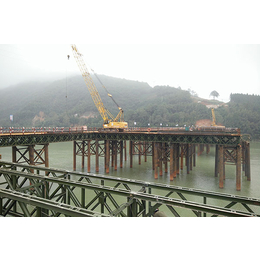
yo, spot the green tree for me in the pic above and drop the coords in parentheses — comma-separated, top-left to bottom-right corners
(210, 90, 220, 99)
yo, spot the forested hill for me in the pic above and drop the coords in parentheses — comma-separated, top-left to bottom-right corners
(0, 74, 210, 128)
(217, 93, 260, 139)
(0, 75, 151, 127)
(0, 74, 259, 139)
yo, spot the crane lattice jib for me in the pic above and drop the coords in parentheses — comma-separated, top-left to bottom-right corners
(71, 44, 112, 122)
(114, 109, 124, 122)
(211, 108, 217, 126)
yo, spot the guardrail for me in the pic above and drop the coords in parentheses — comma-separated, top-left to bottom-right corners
(0, 126, 89, 135)
(0, 126, 240, 135)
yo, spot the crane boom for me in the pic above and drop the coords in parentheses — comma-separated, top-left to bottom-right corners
(71, 44, 109, 122)
(71, 44, 128, 130)
(211, 108, 217, 126)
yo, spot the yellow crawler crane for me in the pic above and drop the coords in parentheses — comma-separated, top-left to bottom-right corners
(71, 44, 128, 130)
(211, 108, 217, 126)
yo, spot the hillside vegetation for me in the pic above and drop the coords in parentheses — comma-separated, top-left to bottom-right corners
(0, 74, 259, 139)
(218, 93, 260, 139)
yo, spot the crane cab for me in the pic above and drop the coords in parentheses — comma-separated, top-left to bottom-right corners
(103, 121, 128, 129)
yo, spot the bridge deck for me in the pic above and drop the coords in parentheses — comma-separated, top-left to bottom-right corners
(0, 127, 241, 147)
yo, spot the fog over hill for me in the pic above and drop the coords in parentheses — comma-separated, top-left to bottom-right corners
(0, 74, 259, 139)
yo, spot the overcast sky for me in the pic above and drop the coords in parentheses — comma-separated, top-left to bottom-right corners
(1, 1, 260, 103)
(0, 44, 259, 102)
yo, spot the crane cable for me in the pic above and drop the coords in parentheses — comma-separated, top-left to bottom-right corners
(90, 68, 122, 110)
(65, 54, 70, 115)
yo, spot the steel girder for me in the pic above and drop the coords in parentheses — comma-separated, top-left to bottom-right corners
(0, 131, 241, 147)
(0, 161, 259, 217)
(0, 189, 110, 217)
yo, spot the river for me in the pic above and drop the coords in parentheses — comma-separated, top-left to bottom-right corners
(1, 141, 259, 198)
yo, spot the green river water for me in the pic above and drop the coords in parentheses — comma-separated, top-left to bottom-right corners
(1, 141, 259, 199)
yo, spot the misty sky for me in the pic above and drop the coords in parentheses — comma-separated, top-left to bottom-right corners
(1, 1, 260, 103)
(0, 44, 259, 102)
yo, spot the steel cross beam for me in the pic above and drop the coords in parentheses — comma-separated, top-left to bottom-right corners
(0, 189, 110, 217)
(1, 161, 258, 208)
(0, 169, 256, 217)
(0, 162, 259, 217)
(0, 131, 241, 147)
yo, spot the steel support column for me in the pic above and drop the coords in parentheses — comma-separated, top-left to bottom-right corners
(180, 144, 184, 171)
(87, 140, 91, 173)
(12, 144, 49, 168)
(219, 145, 224, 189)
(236, 145, 242, 191)
(138, 142, 142, 165)
(80, 141, 84, 169)
(186, 144, 190, 174)
(105, 140, 110, 174)
(120, 141, 123, 168)
(73, 141, 76, 171)
(193, 144, 196, 167)
(159, 142, 163, 176)
(129, 141, 133, 168)
(154, 142, 158, 179)
(114, 141, 118, 171)
(170, 143, 174, 181)
(96, 140, 99, 172)
(245, 142, 251, 181)
(215, 145, 219, 177)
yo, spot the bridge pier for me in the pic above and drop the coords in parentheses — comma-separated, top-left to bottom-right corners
(154, 142, 159, 179)
(12, 144, 49, 168)
(152, 143, 197, 179)
(73, 140, 127, 174)
(130, 141, 152, 165)
(71, 138, 250, 191)
(105, 140, 110, 173)
(170, 143, 178, 180)
(198, 144, 211, 156)
(214, 142, 250, 191)
(236, 145, 242, 191)
(73, 140, 200, 181)
(242, 141, 251, 181)
(10, 144, 49, 216)
(186, 144, 190, 174)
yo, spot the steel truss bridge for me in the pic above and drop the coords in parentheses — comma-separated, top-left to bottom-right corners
(0, 161, 259, 217)
(0, 127, 241, 147)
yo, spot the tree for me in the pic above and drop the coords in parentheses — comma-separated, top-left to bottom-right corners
(188, 88, 198, 97)
(210, 90, 220, 99)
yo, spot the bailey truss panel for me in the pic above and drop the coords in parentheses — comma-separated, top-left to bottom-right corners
(0, 161, 258, 217)
(0, 131, 241, 147)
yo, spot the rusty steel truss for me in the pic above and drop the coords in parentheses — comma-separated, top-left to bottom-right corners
(0, 130, 241, 147)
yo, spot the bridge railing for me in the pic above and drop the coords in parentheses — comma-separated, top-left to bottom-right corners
(0, 126, 91, 135)
(0, 126, 241, 135)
